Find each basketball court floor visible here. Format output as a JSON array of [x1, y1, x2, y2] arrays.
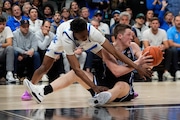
[[1, 80, 180, 120]]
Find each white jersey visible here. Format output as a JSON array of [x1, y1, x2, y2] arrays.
[[142, 28, 167, 46], [45, 19, 106, 58]]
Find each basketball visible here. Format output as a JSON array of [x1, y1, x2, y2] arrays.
[[142, 46, 163, 66]]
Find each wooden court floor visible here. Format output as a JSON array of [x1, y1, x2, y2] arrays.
[[1, 80, 180, 120]]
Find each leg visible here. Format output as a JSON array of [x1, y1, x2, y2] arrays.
[[31, 56, 55, 84], [89, 81, 130, 106], [24, 70, 93, 103]]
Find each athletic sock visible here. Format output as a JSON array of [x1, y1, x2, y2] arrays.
[[87, 88, 95, 97], [44, 85, 53, 95]]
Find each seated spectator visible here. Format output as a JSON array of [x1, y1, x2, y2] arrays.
[[142, 17, 173, 80], [35, 20, 55, 81], [28, 7, 43, 33], [50, 11, 61, 34], [110, 10, 120, 36], [0, 16, 16, 82], [132, 13, 149, 48], [42, 4, 54, 23], [125, 7, 135, 26], [30, 0, 44, 20], [13, 20, 41, 80], [145, 10, 154, 27], [69, 1, 80, 19], [93, 10, 110, 35], [22, 2, 32, 19], [60, 7, 70, 23], [2, 0, 12, 21], [80, 7, 91, 22], [6, 4, 28, 31], [167, 15, 180, 80]]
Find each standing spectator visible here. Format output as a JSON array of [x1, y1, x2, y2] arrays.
[[146, 0, 162, 17], [69, 1, 80, 19], [93, 10, 110, 35], [132, 13, 148, 47], [13, 20, 40, 81], [60, 7, 70, 23], [158, 0, 174, 31], [167, 15, 180, 79], [28, 7, 43, 33], [0, 16, 16, 82], [142, 17, 173, 80], [145, 10, 154, 27], [50, 11, 61, 34], [6, 4, 28, 31], [2, 0, 12, 21]]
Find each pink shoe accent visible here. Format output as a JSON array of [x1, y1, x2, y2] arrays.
[[21, 91, 32, 101], [134, 92, 139, 98]]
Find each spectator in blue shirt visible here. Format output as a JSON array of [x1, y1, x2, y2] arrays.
[[158, 0, 174, 31], [146, 0, 162, 16], [6, 4, 28, 31], [167, 15, 180, 79]]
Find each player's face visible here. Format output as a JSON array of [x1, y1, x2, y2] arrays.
[[74, 30, 88, 41], [121, 29, 133, 47]]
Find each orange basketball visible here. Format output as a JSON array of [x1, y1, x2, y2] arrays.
[[142, 46, 163, 66]]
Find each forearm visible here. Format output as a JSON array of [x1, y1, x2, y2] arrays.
[[73, 69, 96, 89]]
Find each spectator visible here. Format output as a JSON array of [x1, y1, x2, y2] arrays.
[[13, 20, 40, 80], [93, 10, 110, 35], [30, 0, 44, 20], [35, 20, 54, 82], [80, 7, 91, 22], [0, 16, 16, 82], [60, 7, 70, 23], [69, 1, 80, 19], [146, 0, 162, 17], [132, 13, 149, 47], [28, 7, 43, 33], [167, 15, 180, 80], [2, 0, 12, 20], [50, 11, 61, 34], [110, 10, 120, 35], [22, 2, 32, 19], [42, 4, 54, 23], [125, 7, 135, 26], [142, 17, 173, 80], [158, 0, 174, 31], [145, 10, 154, 27], [6, 4, 28, 31]]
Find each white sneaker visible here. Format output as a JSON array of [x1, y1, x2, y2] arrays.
[[23, 79, 45, 104], [41, 74, 49, 82], [152, 71, 159, 80], [6, 72, 16, 83], [175, 70, 180, 79], [88, 91, 112, 106], [163, 71, 174, 80]]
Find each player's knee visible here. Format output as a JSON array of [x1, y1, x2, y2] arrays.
[[115, 82, 129, 90]]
